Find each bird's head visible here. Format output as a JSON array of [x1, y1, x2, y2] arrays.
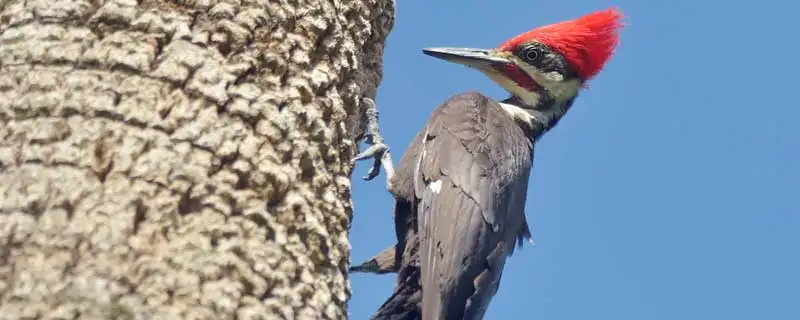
[[423, 8, 623, 134]]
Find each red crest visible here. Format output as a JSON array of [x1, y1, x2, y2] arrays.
[[498, 8, 624, 81]]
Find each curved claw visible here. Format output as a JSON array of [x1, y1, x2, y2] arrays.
[[354, 97, 395, 189], [363, 160, 381, 181], [355, 143, 388, 181]]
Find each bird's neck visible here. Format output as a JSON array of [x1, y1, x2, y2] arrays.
[[499, 95, 575, 141]]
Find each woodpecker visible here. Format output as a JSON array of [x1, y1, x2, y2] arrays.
[[353, 8, 624, 320]]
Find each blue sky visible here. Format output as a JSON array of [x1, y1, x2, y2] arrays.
[[348, 0, 800, 319]]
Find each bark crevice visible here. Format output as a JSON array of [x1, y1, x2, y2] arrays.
[[0, 0, 395, 318]]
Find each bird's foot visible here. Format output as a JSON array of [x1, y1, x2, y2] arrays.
[[354, 97, 395, 190], [354, 142, 389, 180]]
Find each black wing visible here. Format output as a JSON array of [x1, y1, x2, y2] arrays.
[[414, 92, 533, 319]]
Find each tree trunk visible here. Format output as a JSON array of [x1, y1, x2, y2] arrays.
[[0, 0, 394, 318]]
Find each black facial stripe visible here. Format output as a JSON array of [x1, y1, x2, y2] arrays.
[[514, 41, 581, 80], [545, 97, 575, 130], [535, 81, 555, 109]]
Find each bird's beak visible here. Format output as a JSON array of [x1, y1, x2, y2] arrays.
[[422, 47, 511, 71]]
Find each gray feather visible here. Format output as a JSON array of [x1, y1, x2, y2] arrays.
[[414, 92, 533, 320]]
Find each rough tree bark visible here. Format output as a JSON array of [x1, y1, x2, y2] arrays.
[[0, 0, 394, 318]]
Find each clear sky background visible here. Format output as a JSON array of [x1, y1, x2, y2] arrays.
[[348, 0, 800, 319]]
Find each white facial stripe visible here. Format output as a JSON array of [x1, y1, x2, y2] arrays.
[[510, 56, 582, 103], [499, 102, 535, 127], [529, 71, 582, 103], [499, 102, 560, 130], [483, 71, 541, 106], [480, 55, 582, 134]]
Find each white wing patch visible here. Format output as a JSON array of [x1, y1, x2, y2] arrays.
[[428, 180, 442, 194]]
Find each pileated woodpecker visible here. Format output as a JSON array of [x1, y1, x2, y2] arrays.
[[353, 8, 624, 320]]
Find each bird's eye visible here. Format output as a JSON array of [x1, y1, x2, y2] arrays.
[[523, 47, 540, 62]]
